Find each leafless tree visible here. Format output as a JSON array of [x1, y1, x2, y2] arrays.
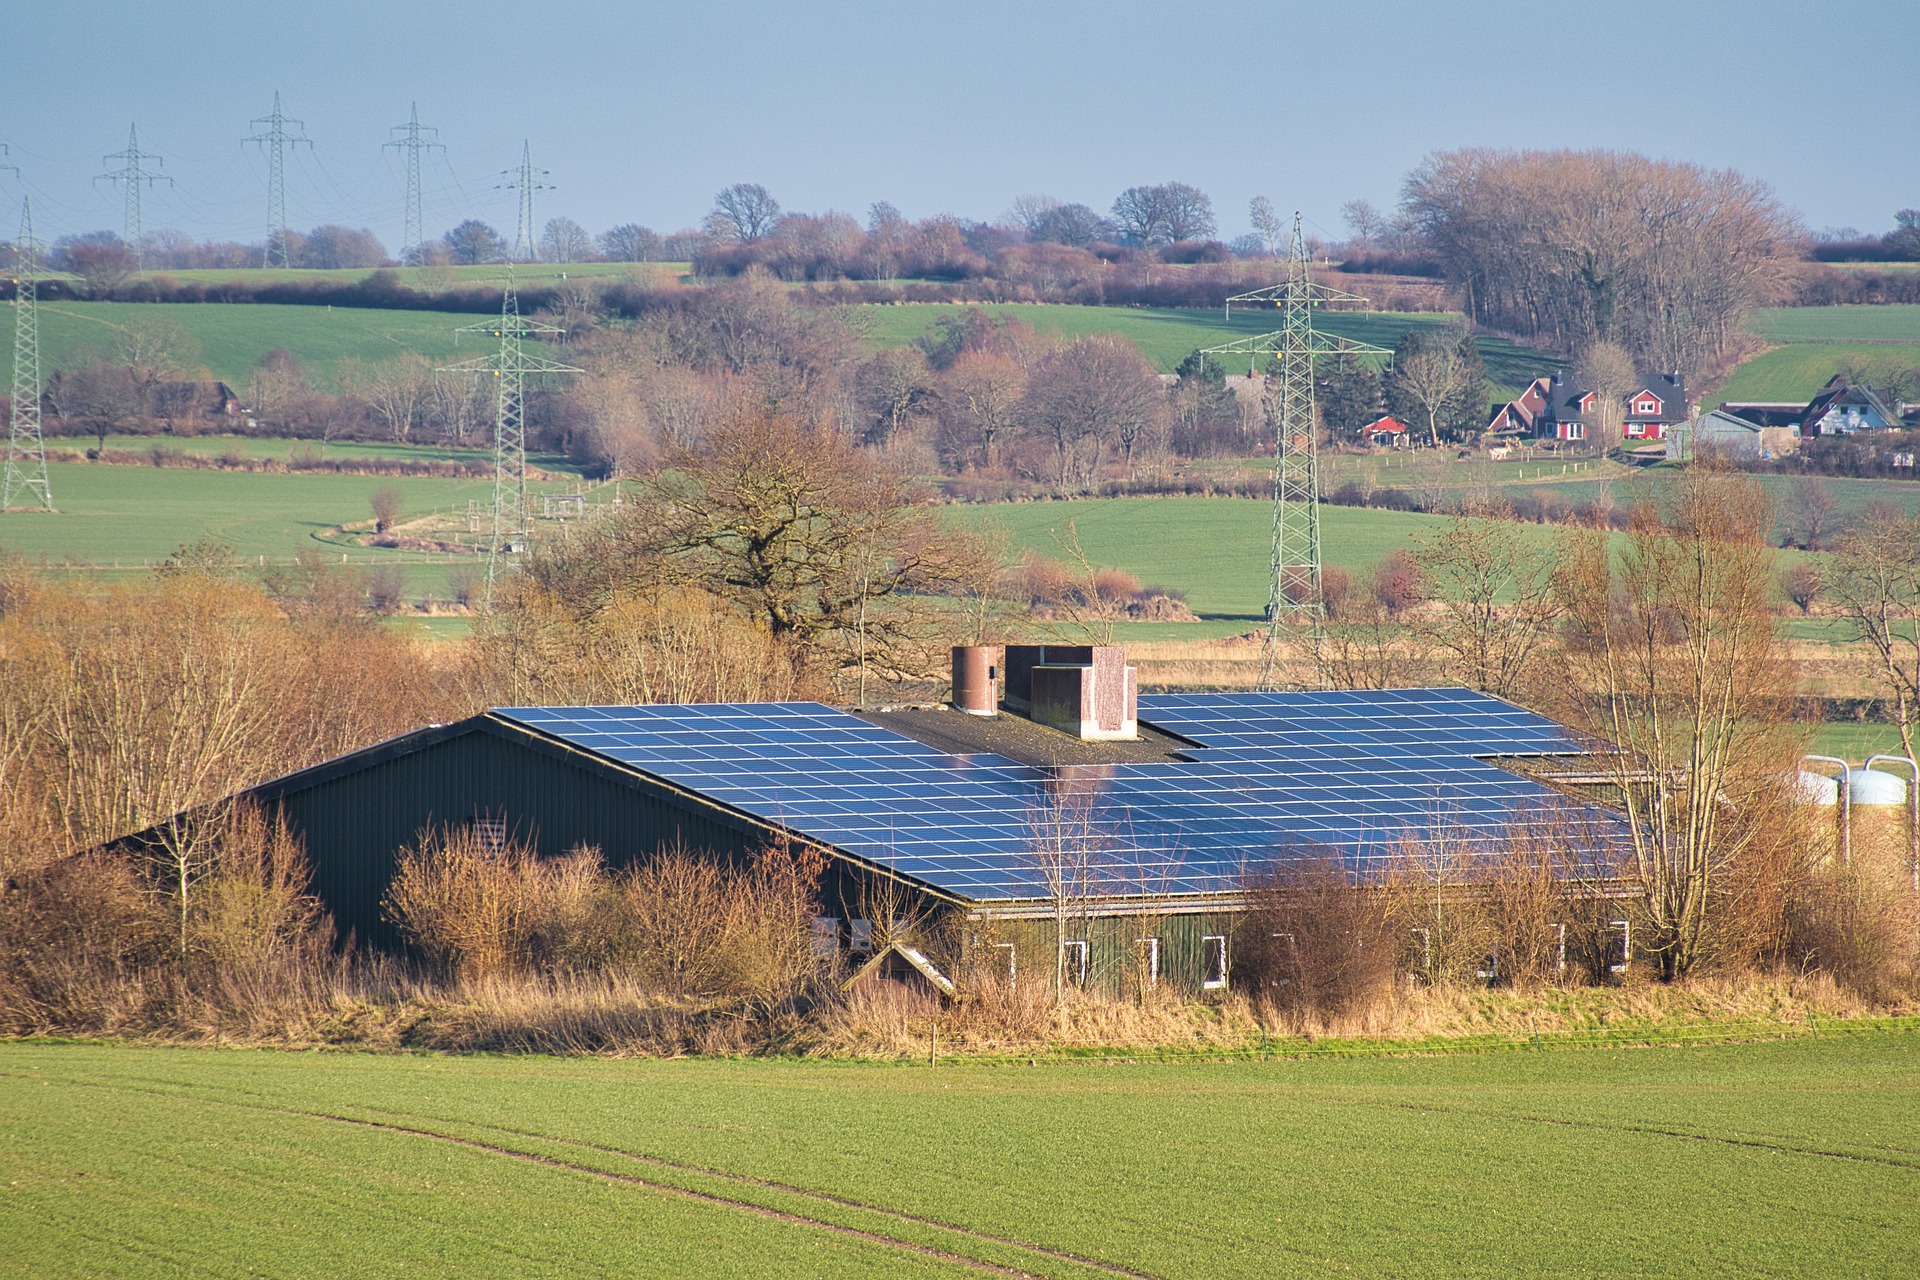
[[1111, 182, 1215, 246], [1782, 476, 1838, 551], [1249, 196, 1285, 255], [342, 353, 430, 443], [1827, 513, 1920, 762], [540, 216, 594, 263], [1411, 511, 1562, 700], [598, 223, 662, 263], [1020, 335, 1166, 484], [705, 183, 782, 244], [1389, 345, 1469, 448], [1553, 467, 1792, 978], [1341, 199, 1386, 248], [1575, 341, 1638, 454], [935, 350, 1027, 471]]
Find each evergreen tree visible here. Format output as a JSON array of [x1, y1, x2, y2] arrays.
[[1315, 353, 1384, 439]]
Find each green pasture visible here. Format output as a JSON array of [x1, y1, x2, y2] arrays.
[[0, 462, 507, 597], [845, 303, 1561, 398], [1809, 721, 1905, 760], [39, 433, 509, 465], [955, 497, 1456, 618], [1749, 305, 1920, 343], [1714, 342, 1920, 407], [2, 1035, 1914, 1279], [145, 261, 687, 288], [2, 302, 485, 392]]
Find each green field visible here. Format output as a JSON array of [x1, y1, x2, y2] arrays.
[[0, 462, 502, 596], [1713, 342, 1920, 406], [1, 1035, 1913, 1278], [1749, 305, 1920, 343], [1, 302, 487, 392], [956, 497, 1456, 618], [146, 261, 688, 288], [847, 303, 1561, 397]]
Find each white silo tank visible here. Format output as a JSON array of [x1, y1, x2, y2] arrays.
[[1849, 769, 1909, 807], [1794, 770, 1840, 806]]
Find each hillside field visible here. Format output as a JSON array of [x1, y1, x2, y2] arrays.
[[847, 302, 1560, 396], [1, 1034, 1914, 1279]]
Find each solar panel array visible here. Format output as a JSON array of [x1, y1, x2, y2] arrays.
[[499, 689, 1620, 902]]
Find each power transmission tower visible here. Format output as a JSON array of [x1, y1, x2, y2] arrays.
[[384, 103, 443, 265], [96, 124, 171, 268], [439, 268, 579, 603], [244, 93, 312, 268], [497, 142, 551, 262], [1203, 213, 1386, 690], [5, 198, 54, 513]]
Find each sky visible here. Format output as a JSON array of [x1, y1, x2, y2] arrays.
[[3, 0, 1914, 252]]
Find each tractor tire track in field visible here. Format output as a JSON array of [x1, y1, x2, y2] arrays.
[[2, 1070, 1157, 1280], [1374, 1100, 1920, 1170]]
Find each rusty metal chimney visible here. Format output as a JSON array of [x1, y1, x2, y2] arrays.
[[950, 645, 1000, 716]]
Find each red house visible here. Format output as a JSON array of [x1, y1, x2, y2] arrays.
[[1360, 415, 1409, 447]]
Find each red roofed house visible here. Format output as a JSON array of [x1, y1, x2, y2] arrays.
[[1360, 415, 1410, 448]]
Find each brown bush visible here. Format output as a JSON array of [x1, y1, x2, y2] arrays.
[[1236, 855, 1402, 1022], [1782, 865, 1920, 1002]]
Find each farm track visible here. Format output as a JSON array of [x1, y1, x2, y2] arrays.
[[0, 1068, 1159, 1280]]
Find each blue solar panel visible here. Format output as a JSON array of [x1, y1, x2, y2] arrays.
[[496, 689, 1618, 902]]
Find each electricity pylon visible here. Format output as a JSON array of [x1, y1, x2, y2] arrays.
[[497, 142, 551, 262], [96, 124, 171, 268], [384, 104, 443, 265], [5, 198, 54, 513], [439, 268, 579, 603], [244, 93, 312, 268], [1203, 213, 1386, 690]]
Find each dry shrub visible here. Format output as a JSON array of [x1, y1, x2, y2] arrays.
[[616, 839, 827, 1012], [385, 831, 828, 1012], [1783, 866, 1920, 1002], [385, 828, 552, 980], [0, 853, 172, 1034], [1236, 856, 1402, 1023]]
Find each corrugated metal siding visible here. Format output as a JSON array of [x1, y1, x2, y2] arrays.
[[268, 724, 942, 948], [968, 911, 1240, 997]]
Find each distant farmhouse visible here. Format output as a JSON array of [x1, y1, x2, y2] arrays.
[[1797, 375, 1902, 435], [1487, 373, 1690, 444]]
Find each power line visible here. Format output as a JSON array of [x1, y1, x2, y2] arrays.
[[95, 124, 172, 267], [438, 267, 579, 604], [243, 92, 312, 267], [1204, 212, 1387, 690], [384, 103, 444, 264], [5, 198, 54, 514], [497, 141, 551, 262]]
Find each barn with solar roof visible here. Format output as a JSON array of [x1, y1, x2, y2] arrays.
[[194, 645, 1625, 995]]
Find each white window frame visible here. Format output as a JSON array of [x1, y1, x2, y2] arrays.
[[1062, 939, 1089, 987], [1201, 935, 1229, 990], [993, 942, 1017, 988], [1136, 936, 1161, 984], [467, 816, 507, 856]]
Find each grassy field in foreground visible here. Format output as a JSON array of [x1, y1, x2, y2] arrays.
[[1, 1035, 1913, 1279], [846, 302, 1561, 396]]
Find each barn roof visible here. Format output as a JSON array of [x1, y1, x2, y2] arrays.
[[495, 689, 1619, 906]]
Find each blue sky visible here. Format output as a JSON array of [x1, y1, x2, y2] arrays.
[[4, 0, 1913, 250]]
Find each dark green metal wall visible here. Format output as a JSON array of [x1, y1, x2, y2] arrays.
[[270, 725, 865, 946], [965, 910, 1241, 998]]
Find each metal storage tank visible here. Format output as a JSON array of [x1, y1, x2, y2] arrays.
[[1794, 770, 1841, 806], [1849, 769, 1909, 806]]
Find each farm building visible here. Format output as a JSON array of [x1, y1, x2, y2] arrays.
[[1668, 409, 1801, 463], [1487, 373, 1691, 444], [167, 646, 1625, 995]]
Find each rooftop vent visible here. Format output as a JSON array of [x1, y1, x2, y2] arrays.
[[950, 645, 1000, 717], [1000, 643, 1138, 741]]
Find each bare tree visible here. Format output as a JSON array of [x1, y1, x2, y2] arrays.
[[1782, 477, 1838, 551], [1389, 345, 1468, 449], [598, 223, 662, 263], [1249, 196, 1284, 255], [1553, 468, 1791, 978], [369, 486, 403, 534], [1111, 182, 1215, 246], [1576, 341, 1638, 454], [540, 216, 594, 263], [1341, 199, 1386, 248], [1021, 335, 1166, 484], [705, 183, 781, 244], [1411, 511, 1562, 700], [1827, 513, 1920, 762], [342, 353, 430, 443], [935, 349, 1027, 471]]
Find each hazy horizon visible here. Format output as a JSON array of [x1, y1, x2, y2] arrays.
[[4, 0, 1913, 252]]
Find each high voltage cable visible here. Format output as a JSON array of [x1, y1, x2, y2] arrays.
[[497, 142, 551, 262]]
